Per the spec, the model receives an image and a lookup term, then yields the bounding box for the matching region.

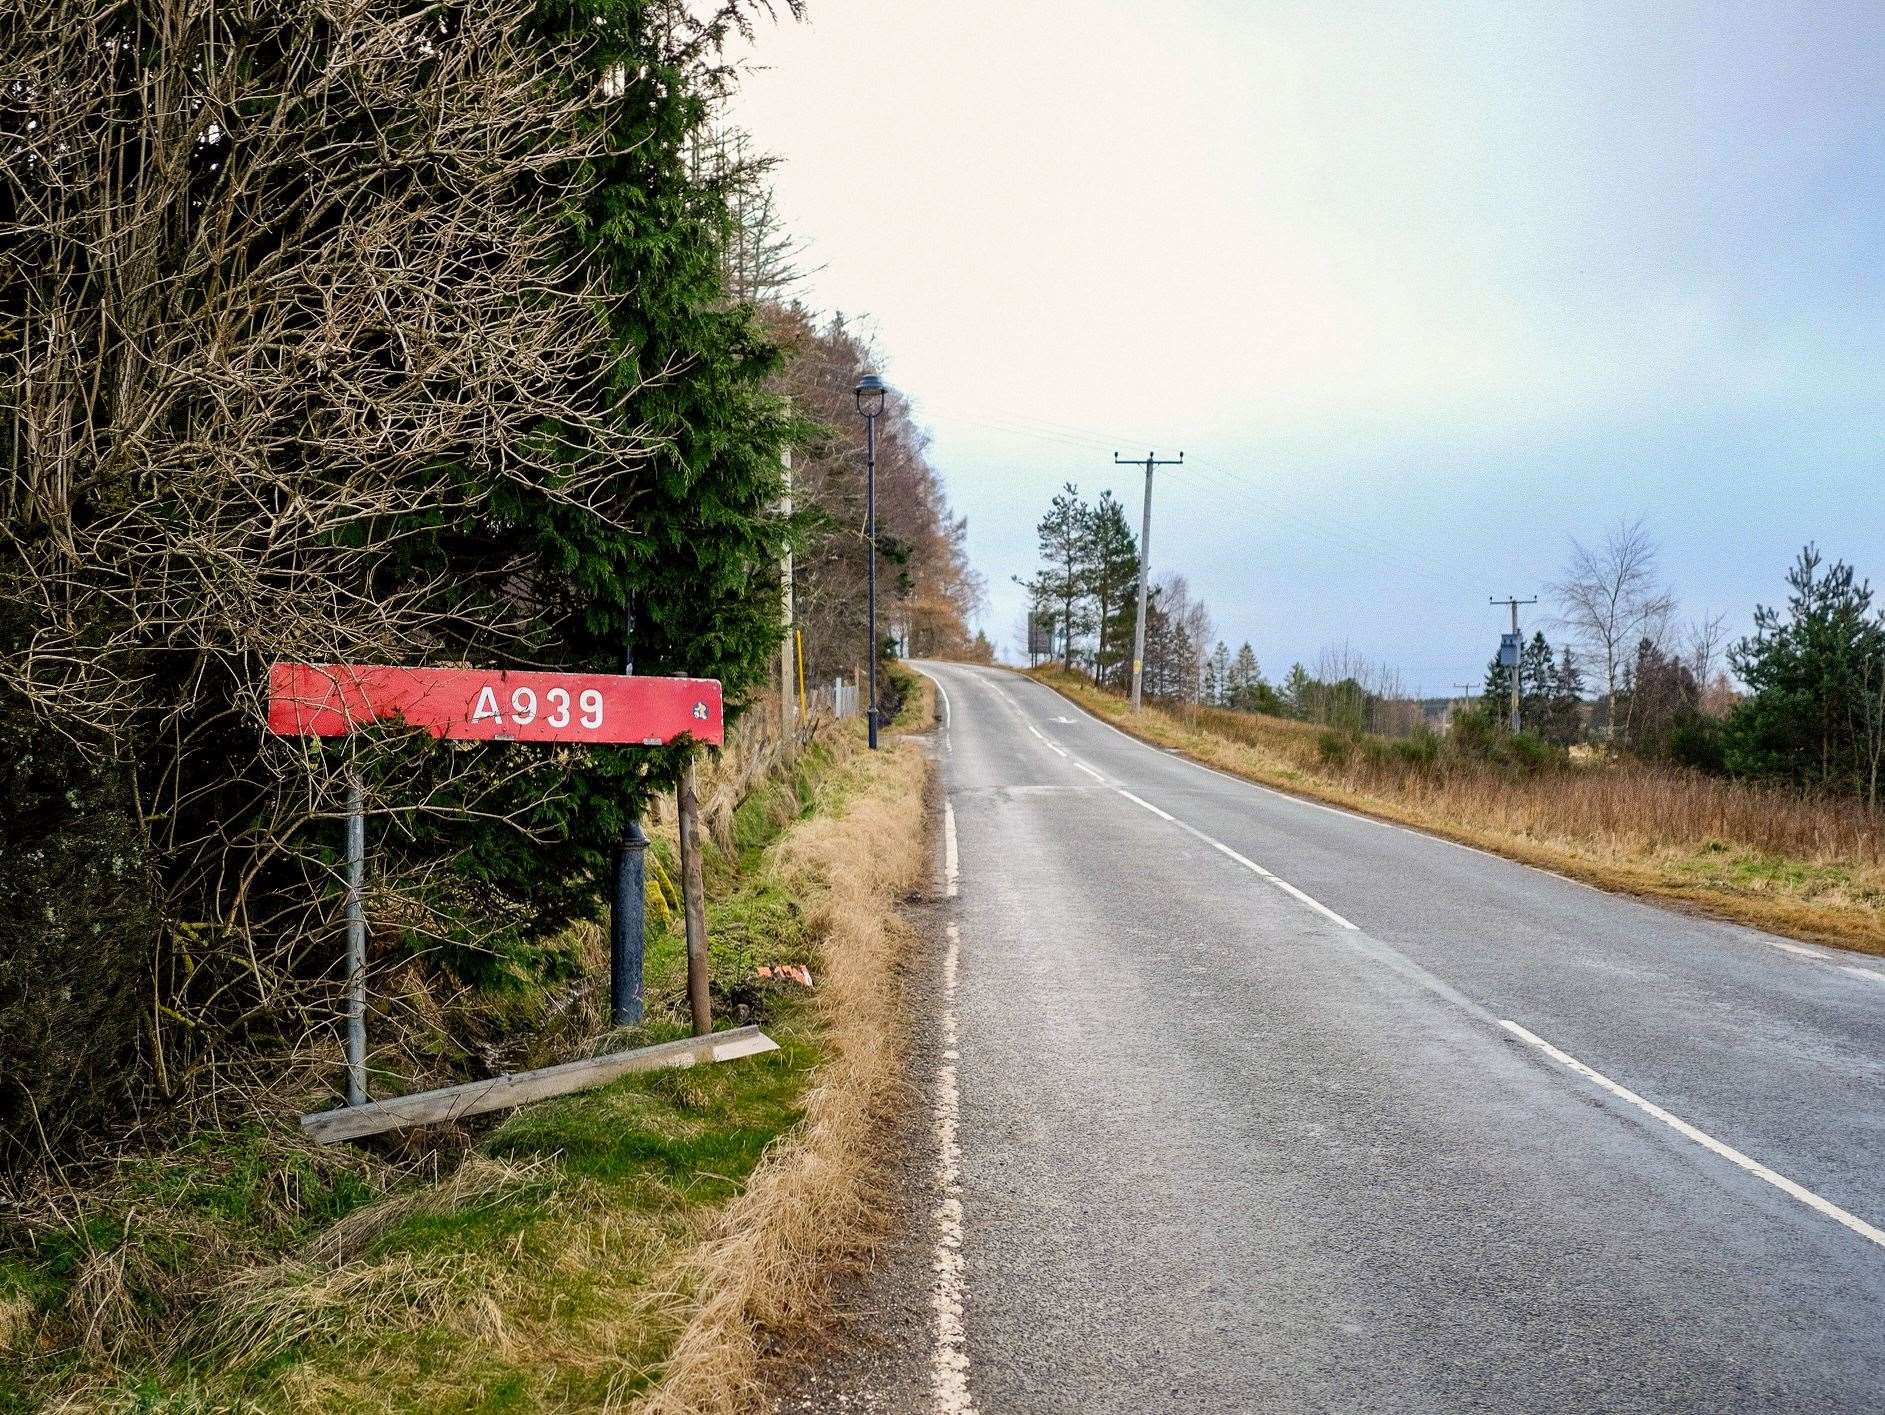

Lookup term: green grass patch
[2,734,871,1412]
[1674,848,1856,893]
[886,660,934,731]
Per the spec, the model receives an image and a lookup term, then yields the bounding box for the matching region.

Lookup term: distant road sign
[1028,613,1053,657]
[267,663,723,746]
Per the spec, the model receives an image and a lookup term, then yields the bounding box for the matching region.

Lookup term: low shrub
[1667,715,1728,775]
[1317,731,1355,767]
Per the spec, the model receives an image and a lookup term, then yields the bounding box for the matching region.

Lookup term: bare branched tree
[1550,519,1676,742]
[1856,649,1885,813]
[1682,612,1731,713]
[698,118,821,303]
[0,0,652,1145]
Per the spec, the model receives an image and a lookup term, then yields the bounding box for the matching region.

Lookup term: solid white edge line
[1841,965,1885,985]
[1072,760,1106,782]
[943,798,959,899]
[1500,1019,1885,1251]
[933,922,976,1413]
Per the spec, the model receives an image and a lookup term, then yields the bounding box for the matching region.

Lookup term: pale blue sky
[733,0,1884,691]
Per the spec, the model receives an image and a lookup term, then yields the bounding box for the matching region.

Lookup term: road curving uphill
[832,659,1885,1414]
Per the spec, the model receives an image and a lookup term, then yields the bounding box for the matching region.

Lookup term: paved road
[903,660,1885,1414]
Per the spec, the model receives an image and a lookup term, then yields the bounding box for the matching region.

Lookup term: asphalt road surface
[870,660,1885,1415]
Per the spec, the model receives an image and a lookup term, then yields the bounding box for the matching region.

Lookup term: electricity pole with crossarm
[1489,595,1538,734]
[1116,449,1184,711]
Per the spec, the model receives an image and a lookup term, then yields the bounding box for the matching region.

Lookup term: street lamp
[855,374,887,748]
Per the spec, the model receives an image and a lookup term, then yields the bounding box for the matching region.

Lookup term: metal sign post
[269,662,724,1107]
[614,609,647,1030]
[1027,612,1053,662]
[344,773,367,1106]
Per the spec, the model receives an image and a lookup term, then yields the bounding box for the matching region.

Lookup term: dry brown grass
[636,740,929,1414]
[1036,671,1885,955]
[0,1291,30,1352]
[175,1155,545,1372]
[6,724,928,1411]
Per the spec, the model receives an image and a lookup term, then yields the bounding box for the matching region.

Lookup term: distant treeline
[1020,489,1885,808]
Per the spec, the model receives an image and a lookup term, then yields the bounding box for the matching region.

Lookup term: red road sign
[267,663,723,746]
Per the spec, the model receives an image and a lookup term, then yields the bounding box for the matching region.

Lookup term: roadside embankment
[1030,667,1885,957]
[1,722,930,1412]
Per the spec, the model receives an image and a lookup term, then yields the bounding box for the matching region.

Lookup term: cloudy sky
[731,0,1883,692]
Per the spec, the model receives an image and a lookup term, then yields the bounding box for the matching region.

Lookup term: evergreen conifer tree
[1726,546,1885,797]
[1550,646,1587,744]
[1482,654,1515,725]
[1082,491,1140,689]
[1281,663,1313,718]
[1519,632,1555,732]
[388,0,798,953]
[1206,641,1232,706]
[1017,484,1093,673]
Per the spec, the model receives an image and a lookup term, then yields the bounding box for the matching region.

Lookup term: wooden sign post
[267,662,727,1123]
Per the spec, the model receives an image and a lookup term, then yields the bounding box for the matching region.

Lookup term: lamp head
[854,373,887,420]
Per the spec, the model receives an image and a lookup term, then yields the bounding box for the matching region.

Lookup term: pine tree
[1550,647,1586,744]
[1226,642,1262,710]
[1520,632,1555,733]
[1017,484,1093,672]
[1281,663,1313,718]
[1206,642,1231,707]
[1082,491,1140,690]
[1726,546,1885,797]
[1482,654,1515,726]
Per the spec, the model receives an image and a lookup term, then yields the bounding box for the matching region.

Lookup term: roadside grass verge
[1029,667,1885,956]
[1,727,930,1412]
[885,660,936,734]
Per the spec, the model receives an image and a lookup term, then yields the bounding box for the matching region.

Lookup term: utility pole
[1489,596,1538,735]
[865,408,879,748]
[1115,449,1184,711]
[855,376,887,748]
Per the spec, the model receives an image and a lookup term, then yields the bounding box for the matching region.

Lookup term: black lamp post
[854,374,887,749]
